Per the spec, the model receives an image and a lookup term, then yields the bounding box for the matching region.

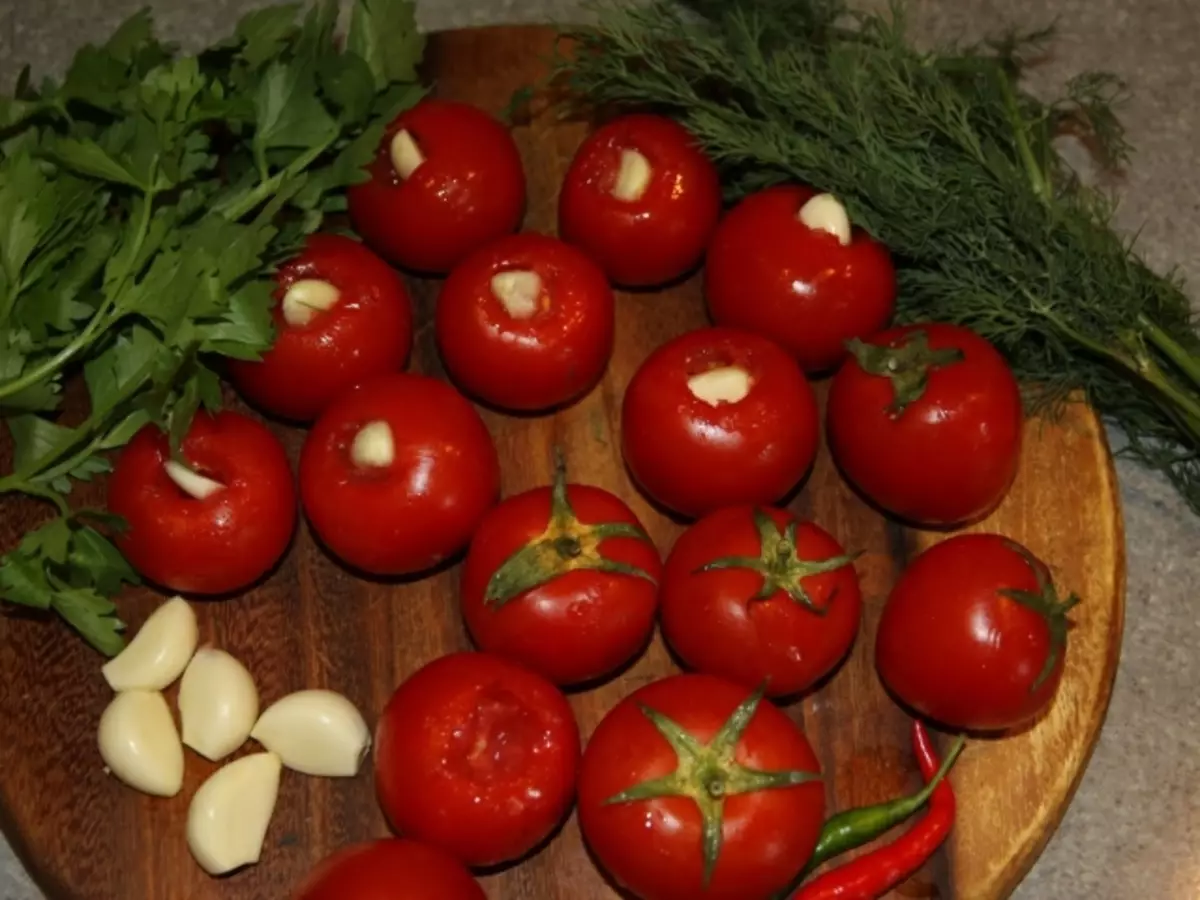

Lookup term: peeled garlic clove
[178,648,259,762]
[102,596,198,692]
[187,752,282,876]
[250,689,370,777]
[97,691,184,797]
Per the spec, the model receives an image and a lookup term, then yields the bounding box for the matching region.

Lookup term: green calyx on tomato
[604,685,820,888]
[846,329,964,417]
[997,540,1081,691]
[484,450,658,607]
[695,508,860,615]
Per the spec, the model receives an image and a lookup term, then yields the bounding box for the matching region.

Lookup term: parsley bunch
[0,0,427,654]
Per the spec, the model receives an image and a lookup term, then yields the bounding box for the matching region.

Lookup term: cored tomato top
[347,99,526,273]
[435,232,615,411]
[228,234,413,422]
[559,114,722,287]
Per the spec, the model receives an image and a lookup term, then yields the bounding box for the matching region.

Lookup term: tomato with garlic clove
[435,232,615,411]
[348,99,526,273]
[298,372,500,576]
[106,411,296,595]
[227,234,413,423]
[705,185,897,374]
[559,114,722,287]
[292,838,485,900]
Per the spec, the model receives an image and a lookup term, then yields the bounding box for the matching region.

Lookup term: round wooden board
[0,25,1124,900]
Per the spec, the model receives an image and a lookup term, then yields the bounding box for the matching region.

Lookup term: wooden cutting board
[0,25,1124,900]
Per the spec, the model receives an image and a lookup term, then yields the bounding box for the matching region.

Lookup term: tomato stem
[997,540,1081,691]
[845,330,964,417]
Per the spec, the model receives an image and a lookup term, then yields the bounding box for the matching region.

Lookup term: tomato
[578,674,824,900]
[660,506,861,697]
[298,373,499,576]
[436,232,615,411]
[876,533,1079,732]
[460,454,661,685]
[106,411,295,594]
[348,99,526,273]
[705,185,896,374]
[292,839,485,900]
[559,114,722,287]
[374,651,581,868]
[826,323,1023,527]
[621,327,819,518]
[227,234,413,422]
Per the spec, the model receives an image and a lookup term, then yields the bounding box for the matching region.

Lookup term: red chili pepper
[790,721,960,900]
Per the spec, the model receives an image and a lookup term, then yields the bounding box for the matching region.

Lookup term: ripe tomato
[227,234,413,422]
[660,506,861,697]
[374,652,581,868]
[292,839,484,900]
[298,373,499,576]
[107,411,295,594]
[826,323,1023,527]
[348,99,526,273]
[436,232,615,411]
[559,114,721,287]
[460,453,661,685]
[621,327,819,518]
[705,185,896,374]
[875,533,1079,731]
[578,674,824,900]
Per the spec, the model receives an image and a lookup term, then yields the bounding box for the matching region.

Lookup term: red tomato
[227,234,413,422]
[292,839,485,900]
[374,652,581,867]
[660,506,861,697]
[436,233,615,411]
[826,323,1023,527]
[348,99,526,273]
[298,373,499,575]
[705,185,896,373]
[875,533,1079,731]
[579,674,824,900]
[106,411,295,594]
[460,454,661,685]
[621,327,819,518]
[559,114,722,287]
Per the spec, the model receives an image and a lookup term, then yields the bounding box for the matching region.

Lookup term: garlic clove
[250,689,371,777]
[97,690,185,797]
[164,460,225,500]
[688,365,753,406]
[102,596,199,692]
[797,193,852,246]
[350,421,395,469]
[187,752,282,876]
[178,647,259,762]
[490,270,543,320]
[612,148,652,202]
[389,129,426,180]
[281,279,341,327]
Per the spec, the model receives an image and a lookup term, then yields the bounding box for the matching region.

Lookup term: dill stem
[998,71,1050,204]
[1139,313,1200,393]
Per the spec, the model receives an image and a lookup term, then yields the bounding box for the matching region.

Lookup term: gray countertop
[1,1,1198,898]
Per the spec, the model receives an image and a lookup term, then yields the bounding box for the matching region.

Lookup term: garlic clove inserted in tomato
[350,420,395,468]
[490,270,543,320]
[102,596,198,692]
[687,366,752,406]
[178,647,259,762]
[187,752,282,876]
[797,193,852,246]
[97,690,185,797]
[612,148,652,202]
[389,128,426,180]
[281,278,341,327]
[250,689,371,777]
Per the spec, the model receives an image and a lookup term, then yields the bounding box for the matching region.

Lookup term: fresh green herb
[0,0,427,654]
[552,0,1200,514]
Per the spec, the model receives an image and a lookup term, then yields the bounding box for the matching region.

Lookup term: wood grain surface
[0,25,1125,900]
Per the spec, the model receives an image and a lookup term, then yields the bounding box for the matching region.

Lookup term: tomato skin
[298,373,500,575]
[348,99,526,273]
[436,232,615,411]
[660,506,861,697]
[578,674,825,900]
[227,234,413,422]
[374,652,581,868]
[559,114,722,287]
[826,323,1023,527]
[875,534,1069,731]
[621,327,819,519]
[106,411,295,594]
[292,839,485,900]
[705,185,896,373]
[460,483,661,685]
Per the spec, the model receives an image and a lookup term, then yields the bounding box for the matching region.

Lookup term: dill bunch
[552,0,1200,514]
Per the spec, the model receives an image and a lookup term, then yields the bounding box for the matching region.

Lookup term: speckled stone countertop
[0,1,1197,898]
